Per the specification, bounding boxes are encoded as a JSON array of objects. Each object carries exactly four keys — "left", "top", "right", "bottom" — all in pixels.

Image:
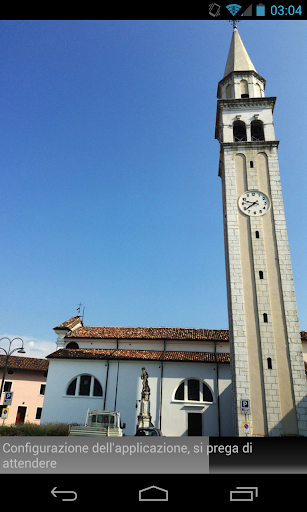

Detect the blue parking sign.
[
  {"left": 4, "top": 392, "right": 13, "bottom": 405},
  {"left": 241, "top": 399, "right": 250, "bottom": 413}
]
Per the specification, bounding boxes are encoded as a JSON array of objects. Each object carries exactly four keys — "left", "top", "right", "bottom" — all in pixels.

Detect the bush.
[{"left": 0, "top": 422, "right": 70, "bottom": 436}]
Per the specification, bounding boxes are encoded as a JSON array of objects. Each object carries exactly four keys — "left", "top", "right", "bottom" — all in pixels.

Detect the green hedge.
[{"left": 0, "top": 422, "right": 70, "bottom": 436}]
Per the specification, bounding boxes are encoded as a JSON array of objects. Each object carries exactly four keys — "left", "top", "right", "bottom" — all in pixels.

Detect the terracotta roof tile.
[
  {"left": 47, "top": 348, "right": 230, "bottom": 363},
  {"left": 54, "top": 316, "right": 83, "bottom": 330},
  {"left": 65, "top": 326, "right": 230, "bottom": 341},
  {"left": 0, "top": 356, "right": 49, "bottom": 371}
]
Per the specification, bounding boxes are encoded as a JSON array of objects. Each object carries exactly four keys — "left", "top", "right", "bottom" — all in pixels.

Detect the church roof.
[
  {"left": 64, "top": 325, "right": 229, "bottom": 341},
  {"left": 223, "top": 27, "right": 256, "bottom": 77},
  {"left": 47, "top": 347, "right": 230, "bottom": 363},
  {"left": 54, "top": 315, "right": 83, "bottom": 330}
]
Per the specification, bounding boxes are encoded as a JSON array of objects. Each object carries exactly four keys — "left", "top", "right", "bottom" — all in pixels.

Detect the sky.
[{"left": 0, "top": 19, "right": 306, "bottom": 360}]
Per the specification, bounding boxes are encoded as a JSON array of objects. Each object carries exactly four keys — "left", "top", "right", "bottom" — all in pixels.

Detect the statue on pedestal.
[{"left": 137, "top": 367, "right": 154, "bottom": 429}]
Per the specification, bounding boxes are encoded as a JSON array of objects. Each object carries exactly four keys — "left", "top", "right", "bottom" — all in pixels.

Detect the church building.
[
  {"left": 41, "top": 27, "right": 307, "bottom": 436},
  {"left": 41, "top": 317, "right": 233, "bottom": 436}
]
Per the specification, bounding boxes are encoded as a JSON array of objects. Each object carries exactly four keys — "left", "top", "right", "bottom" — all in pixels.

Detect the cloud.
[{"left": 0, "top": 335, "right": 56, "bottom": 360}]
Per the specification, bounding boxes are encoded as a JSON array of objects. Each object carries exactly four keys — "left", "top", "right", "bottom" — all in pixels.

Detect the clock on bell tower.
[{"left": 215, "top": 26, "right": 307, "bottom": 436}]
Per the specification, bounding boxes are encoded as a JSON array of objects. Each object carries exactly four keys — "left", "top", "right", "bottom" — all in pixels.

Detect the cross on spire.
[{"left": 229, "top": 19, "right": 240, "bottom": 29}]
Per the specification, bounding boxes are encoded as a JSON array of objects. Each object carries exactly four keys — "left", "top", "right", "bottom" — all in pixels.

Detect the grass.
[{"left": 0, "top": 422, "right": 70, "bottom": 436}]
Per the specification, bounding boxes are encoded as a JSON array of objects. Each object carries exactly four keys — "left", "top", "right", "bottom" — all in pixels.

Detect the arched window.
[
  {"left": 175, "top": 381, "right": 184, "bottom": 400},
  {"left": 251, "top": 120, "right": 265, "bottom": 141},
  {"left": 226, "top": 83, "right": 232, "bottom": 99},
  {"left": 233, "top": 121, "right": 247, "bottom": 142},
  {"left": 255, "top": 83, "right": 262, "bottom": 98},
  {"left": 174, "top": 379, "right": 213, "bottom": 403},
  {"left": 188, "top": 379, "right": 200, "bottom": 401},
  {"left": 240, "top": 80, "right": 249, "bottom": 98},
  {"left": 66, "top": 374, "right": 103, "bottom": 397},
  {"left": 66, "top": 342, "right": 79, "bottom": 349}
]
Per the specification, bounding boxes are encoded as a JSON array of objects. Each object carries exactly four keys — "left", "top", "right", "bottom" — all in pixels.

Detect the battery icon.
[{"left": 256, "top": 3, "right": 265, "bottom": 15}]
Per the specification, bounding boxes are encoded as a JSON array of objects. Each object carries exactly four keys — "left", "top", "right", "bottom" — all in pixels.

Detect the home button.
[{"left": 139, "top": 485, "right": 168, "bottom": 501}]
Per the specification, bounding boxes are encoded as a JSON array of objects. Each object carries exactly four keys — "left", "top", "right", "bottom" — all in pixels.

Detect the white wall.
[
  {"left": 61, "top": 338, "right": 230, "bottom": 353},
  {"left": 41, "top": 358, "right": 233, "bottom": 436}
]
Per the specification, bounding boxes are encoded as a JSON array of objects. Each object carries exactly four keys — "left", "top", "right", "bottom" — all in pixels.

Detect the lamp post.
[{"left": 0, "top": 337, "right": 26, "bottom": 404}]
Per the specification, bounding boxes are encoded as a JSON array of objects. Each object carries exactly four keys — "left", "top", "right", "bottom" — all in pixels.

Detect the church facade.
[{"left": 41, "top": 27, "right": 307, "bottom": 436}]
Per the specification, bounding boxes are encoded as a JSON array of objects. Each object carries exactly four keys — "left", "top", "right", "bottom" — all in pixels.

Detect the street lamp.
[{"left": 0, "top": 337, "right": 26, "bottom": 403}]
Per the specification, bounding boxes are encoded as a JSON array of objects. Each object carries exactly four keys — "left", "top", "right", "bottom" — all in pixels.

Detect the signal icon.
[{"left": 226, "top": 3, "right": 242, "bottom": 15}]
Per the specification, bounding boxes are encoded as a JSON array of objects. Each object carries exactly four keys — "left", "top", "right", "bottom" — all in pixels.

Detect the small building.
[{"left": 0, "top": 356, "right": 49, "bottom": 424}]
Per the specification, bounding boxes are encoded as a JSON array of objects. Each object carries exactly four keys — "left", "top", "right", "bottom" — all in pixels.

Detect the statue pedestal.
[{"left": 137, "top": 390, "right": 153, "bottom": 429}]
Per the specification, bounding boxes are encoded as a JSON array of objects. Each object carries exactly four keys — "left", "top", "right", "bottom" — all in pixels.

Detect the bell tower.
[{"left": 216, "top": 26, "right": 307, "bottom": 436}]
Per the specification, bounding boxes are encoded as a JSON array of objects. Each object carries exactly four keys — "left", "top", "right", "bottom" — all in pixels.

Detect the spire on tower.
[{"left": 223, "top": 26, "right": 256, "bottom": 78}]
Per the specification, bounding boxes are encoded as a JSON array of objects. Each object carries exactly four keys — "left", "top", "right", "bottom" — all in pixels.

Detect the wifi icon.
[{"left": 226, "top": 3, "right": 242, "bottom": 15}]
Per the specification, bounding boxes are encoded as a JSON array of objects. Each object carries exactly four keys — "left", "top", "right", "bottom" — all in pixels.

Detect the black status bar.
[{"left": 207, "top": 3, "right": 304, "bottom": 19}]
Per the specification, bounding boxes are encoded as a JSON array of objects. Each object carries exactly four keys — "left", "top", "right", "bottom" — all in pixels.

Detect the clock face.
[{"left": 238, "top": 191, "right": 270, "bottom": 216}]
